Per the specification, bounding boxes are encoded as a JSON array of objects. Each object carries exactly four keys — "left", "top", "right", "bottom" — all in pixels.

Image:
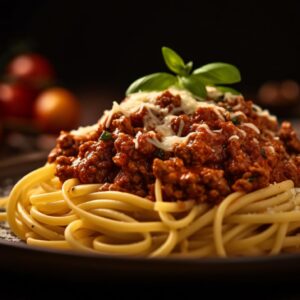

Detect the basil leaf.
[
  {"left": 180, "top": 75, "right": 207, "bottom": 99},
  {"left": 193, "top": 62, "right": 241, "bottom": 85},
  {"left": 162, "top": 47, "right": 187, "bottom": 76},
  {"left": 216, "top": 86, "right": 241, "bottom": 95},
  {"left": 126, "top": 72, "right": 177, "bottom": 95},
  {"left": 184, "top": 61, "right": 193, "bottom": 75}
]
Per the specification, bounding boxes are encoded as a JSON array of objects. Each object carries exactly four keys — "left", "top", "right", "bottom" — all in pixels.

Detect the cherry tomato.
[
  {"left": 34, "top": 87, "right": 80, "bottom": 133},
  {"left": 7, "top": 53, "right": 55, "bottom": 87},
  {"left": 0, "top": 82, "right": 37, "bottom": 119}
]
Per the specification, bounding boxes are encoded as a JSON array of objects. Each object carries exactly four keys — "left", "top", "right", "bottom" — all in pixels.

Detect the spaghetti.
[
  {"left": 0, "top": 164, "right": 299, "bottom": 257},
  {"left": 1, "top": 87, "right": 300, "bottom": 258}
]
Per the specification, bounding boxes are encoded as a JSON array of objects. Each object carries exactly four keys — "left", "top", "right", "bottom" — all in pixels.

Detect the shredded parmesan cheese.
[
  {"left": 241, "top": 123, "right": 260, "bottom": 134},
  {"left": 105, "top": 101, "right": 121, "bottom": 128},
  {"left": 268, "top": 146, "right": 275, "bottom": 154},
  {"left": 177, "top": 119, "right": 185, "bottom": 136},
  {"left": 228, "top": 135, "right": 240, "bottom": 141},
  {"left": 237, "top": 128, "right": 247, "bottom": 137},
  {"left": 71, "top": 124, "right": 99, "bottom": 136},
  {"left": 90, "top": 88, "right": 278, "bottom": 152},
  {"left": 230, "top": 111, "right": 246, "bottom": 119},
  {"left": 252, "top": 104, "right": 277, "bottom": 122},
  {"left": 148, "top": 132, "right": 196, "bottom": 152},
  {"left": 133, "top": 131, "right": 142, "bottom": 149}
]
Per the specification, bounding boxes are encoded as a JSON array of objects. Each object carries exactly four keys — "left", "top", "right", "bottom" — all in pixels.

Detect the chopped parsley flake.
[
  {"left": 231, "top": 117, "right": 240, "bottom": 125},
  {"left": 99, "top": 131, "right": 112, "bottom": 141}
]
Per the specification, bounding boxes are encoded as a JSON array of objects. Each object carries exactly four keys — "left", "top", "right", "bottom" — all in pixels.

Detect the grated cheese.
[
  {"left": 252, "top": 104, "right": 277, "bottom": 122},
  {"left": 133, "top": 131, "right": 142, "bottom": 149},
  {"left": 93, "top": 88, "right": 278, "bottom": 152},
  {"left": 177, "top": 119, "right": 185, "bottom": 137},
  {"left": 230, "top": 111, "right": 246, "bottom": 119},
  {"left": 148, "top": 133, "right": 196, "bottom": 152},
  {"left": 105, "top": 101, "right": 121, "bottom": 128},
  {"left": 241, "top": 123, "right": 260, "bottom": 134},
  {"left": 268, "top": 146, "right": 275, "bottom": 154},
  {"left": 71, "top": 124, "right": 99, "bottom": 136},
  {"left": 228, "top": 135, "right": 240, "bottom": 141}
]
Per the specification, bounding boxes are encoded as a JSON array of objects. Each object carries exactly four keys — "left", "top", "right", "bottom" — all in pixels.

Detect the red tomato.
[
  {"left": 0, "top": 82, "right": 37, "bottom": 119},
  {"left": 7, "top": 53, "right": 55, "bottom": 87},
  {"left": 34, "top": 87, "right": 80, "bottom": 133}
]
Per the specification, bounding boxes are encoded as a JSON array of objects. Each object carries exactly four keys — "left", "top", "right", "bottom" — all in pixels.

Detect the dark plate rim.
[{"left": 2, "top": 235, "right": 300, "bottom": 265}]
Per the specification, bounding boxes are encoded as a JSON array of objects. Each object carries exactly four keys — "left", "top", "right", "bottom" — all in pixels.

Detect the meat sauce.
[{"left": 48, "top": 90, "right": 300, "bottom": 204}]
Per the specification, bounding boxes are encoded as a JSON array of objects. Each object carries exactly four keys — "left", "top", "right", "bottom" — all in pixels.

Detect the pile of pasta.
[{"left": 1, "top": 163, "right": 300, "bottom": 258}]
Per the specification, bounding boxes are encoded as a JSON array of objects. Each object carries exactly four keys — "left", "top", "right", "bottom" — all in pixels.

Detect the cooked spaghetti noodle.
[
  {"left": 0, "top": 163, "right": 299, "bottom": 257},
  {"left": 1, "top": 87, "right": 300, "bottom": 257}
]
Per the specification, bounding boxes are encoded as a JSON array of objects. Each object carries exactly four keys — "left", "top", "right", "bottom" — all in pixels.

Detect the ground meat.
[
  {"left": 171, "top": 115, "right": 191, "bottom": 137},
  {"left": 130, "top": 107, "right": 147, "bottom": 128},
  {"left": 48, "top": 128, "right": 100, "bottom": 163},
  {"left": 49, "top": 91, "right": 300, "bottom": 204},
  {"left": 135, "top": 132, "right": 157, "bottom": 156},
  {"left": 279, "top": 121, "right": 300, "bottom": 153},
  {"left": 155, "top": 91, "right": 181, "bottom": 109},
  {"left": 110, "top": 115, "right": 134, "bottom": 135},
  {"left": 48, "top": 131, "right": 85, "bottom": 163},
  {"left": 153, "top": 158, "right": 230, "bottom": 203}
]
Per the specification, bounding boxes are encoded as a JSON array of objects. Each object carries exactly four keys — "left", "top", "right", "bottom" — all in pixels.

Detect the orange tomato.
[{"left": 34, "top": 87, "right": 80, "bottom": 133}]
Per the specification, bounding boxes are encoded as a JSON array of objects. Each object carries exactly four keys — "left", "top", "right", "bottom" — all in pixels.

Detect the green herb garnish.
[
  {"left": 231, "top": 117, "right": 241, "bottom": 125},
  {"left": 126, "top": 46, "right": 241, "bottom": 100},
  {"left": 99, "top": 131, "right": 112, "bottom": 141}
]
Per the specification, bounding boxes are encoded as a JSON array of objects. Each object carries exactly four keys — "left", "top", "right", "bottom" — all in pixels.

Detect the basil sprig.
[
  {"left": 126, "top": 47, "right": 241, "bottom": 100},
  {"left": 125, "top": 72, "right": 176, "bottom": 94}
]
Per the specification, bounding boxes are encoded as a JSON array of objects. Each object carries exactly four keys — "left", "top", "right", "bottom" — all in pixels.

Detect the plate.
[{"left": 1, "top": 153, "right": 300, "bottom": 285}]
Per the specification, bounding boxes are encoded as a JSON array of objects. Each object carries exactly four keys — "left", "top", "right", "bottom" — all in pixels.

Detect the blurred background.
[{"left": 0, "top": 0, "right": 299, "bottom": 159}]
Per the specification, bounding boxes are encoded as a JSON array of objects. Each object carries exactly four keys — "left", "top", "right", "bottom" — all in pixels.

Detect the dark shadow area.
[{"left": 0, "top": 1, "right": 299, "bottom": 92}]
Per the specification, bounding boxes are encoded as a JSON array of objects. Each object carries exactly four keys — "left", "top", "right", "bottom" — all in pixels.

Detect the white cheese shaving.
[
  {"left": 105, "top": 101, "right": 121, "bottom": 128},
  {"left": 133, "top": 131, "right": 142, "bottom": 149},
  {"left": 155, "top": 115, "right": 176, "bottom": 136},
  {"left": 228, "top": 135, "right": 240, "bottom": 141},
  {"left": 241, "top": 123, "right": 260, "bottom": 134},
  {"left": 232, "top": 103, "right": 242, "bottom": 110},
  {"left": 268, "top": 146, "right": 275, "bottom": 154},
  {"left": 252, "top": 104, "right": 277, "bottom": 122},
  {"left": 148, "top": 133, "right": 196, "bottom": 152},
  {"left": 70, "top": 124, "right": 98, "bottom": 136},
  {"left": 196, "top": 123, "right": 215, "bottom": 135},
  {"left": 177, "top": 119, "right": 185, "bottom": 137},
  {"left": 213, "top": 129, "right": 223, "bottom": 133},
  {"left": 230, "top": 111, "right": 246, "bottom": 119},
  {"left": 252, "top": 104, "right": 262, "bottom": 112},
  {"left": 237, "top": 128, "right": 247, "bottom": 137}
]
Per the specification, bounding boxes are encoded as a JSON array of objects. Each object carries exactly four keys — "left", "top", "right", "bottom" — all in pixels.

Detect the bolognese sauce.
[{"left": 48, "top": 89, "right": 300, "bottom": 204}]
